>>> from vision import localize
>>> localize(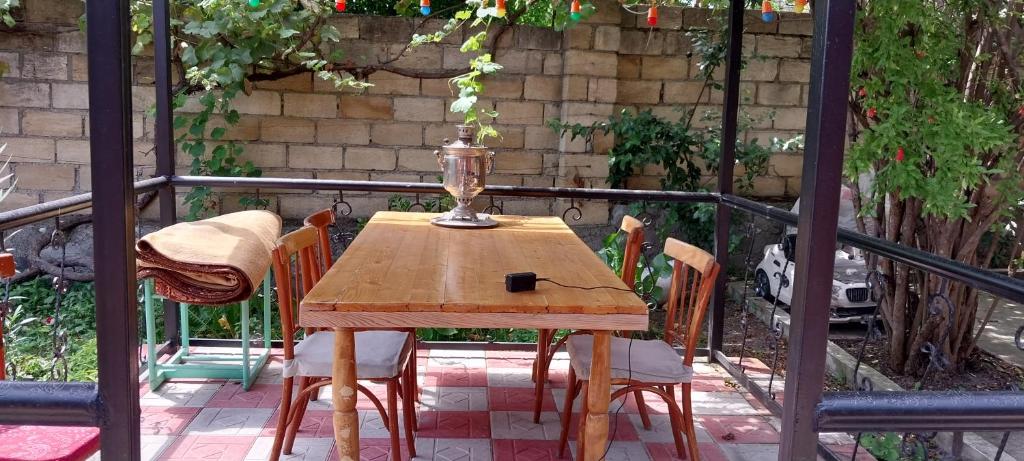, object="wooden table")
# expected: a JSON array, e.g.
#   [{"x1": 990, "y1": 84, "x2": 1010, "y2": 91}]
[{"x1": 300, "y1": 212, "x2": 648, "y2": 460}]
